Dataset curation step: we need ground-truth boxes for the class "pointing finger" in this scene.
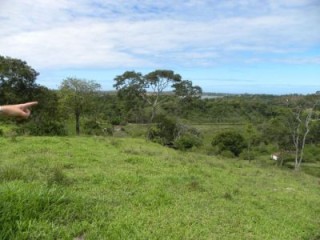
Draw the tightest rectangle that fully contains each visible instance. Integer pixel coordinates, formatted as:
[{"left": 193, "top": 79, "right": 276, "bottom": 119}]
[{"left": 20, "top": 101, "right": 38, "bottom": 108}]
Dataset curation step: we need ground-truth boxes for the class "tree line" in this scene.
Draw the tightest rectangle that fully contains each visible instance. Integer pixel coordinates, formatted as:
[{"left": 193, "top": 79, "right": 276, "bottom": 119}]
[{"left": 1, "top": 55, "right": 319, "bottom": 171}]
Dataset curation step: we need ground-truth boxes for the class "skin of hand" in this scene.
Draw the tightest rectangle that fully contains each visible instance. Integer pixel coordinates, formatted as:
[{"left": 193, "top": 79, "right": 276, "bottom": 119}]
[{"left": 0, "top": 101, "right": 38, "bottom": 119}]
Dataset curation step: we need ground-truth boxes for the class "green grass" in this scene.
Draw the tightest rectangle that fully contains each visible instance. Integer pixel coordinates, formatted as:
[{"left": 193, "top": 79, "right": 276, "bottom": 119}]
[{"left": 0, "top": 136, "right": 320, "bottom": 239}]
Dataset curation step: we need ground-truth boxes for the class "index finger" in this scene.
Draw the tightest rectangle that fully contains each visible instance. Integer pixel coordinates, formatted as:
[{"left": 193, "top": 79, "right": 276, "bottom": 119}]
[{"left": 21, "top": 101, "right": 38, "bottom": 108}]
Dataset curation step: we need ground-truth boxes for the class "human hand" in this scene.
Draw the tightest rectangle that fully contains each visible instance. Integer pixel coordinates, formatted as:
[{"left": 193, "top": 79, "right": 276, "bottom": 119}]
[{"left": 0, "top": 101, "right": 38, "bottom": 119}]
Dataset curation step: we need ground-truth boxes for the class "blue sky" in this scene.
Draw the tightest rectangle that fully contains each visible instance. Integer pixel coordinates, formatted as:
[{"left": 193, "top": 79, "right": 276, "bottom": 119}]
[{"left": 0, "top": 0, "right": 319, "bottom": 94}]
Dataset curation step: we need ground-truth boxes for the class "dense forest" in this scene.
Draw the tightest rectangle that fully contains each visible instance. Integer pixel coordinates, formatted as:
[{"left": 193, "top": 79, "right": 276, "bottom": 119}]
[{"left": 1, "top": 55, "right": 320, "bottom": 172}]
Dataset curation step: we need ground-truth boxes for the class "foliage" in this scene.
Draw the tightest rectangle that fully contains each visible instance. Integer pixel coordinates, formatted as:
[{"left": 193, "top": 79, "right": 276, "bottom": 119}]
[
  {"left": 148, "top": 115, "right": 177, "bottom": 145},
  {"left": 220, "top": 150, "right": 236, "bottom": 158},
  {"left": 148, "top": 115, "right": 202, "bottom": 149},
  {"left": 0, "top": 55, "right": 39, "bottom": 104},
  {"left": 172, "top": 80, "right": 202, "bottom": 99},
  {"left": 174, "top": 125, "right": 203, "bottom": 150},
  {"left": 18, "top": 120, "right": 67, "bottom": 136},
  {"left": 173, "top": 133, "right": 202, "bottom": 151},
  {"left": 59, "top": 77, "right": 101, "bottom": 135},
  {"left": 114, "top": 70, "right": 182, "bottom": 122},
  {"left": 16, "top": 87, "right": 67, "bottom": 136},
  {"left": 259, "top": 117, "right": 291, "bottom": 148},
  {"left": 83, "top": 119, "right": 113, "bottom": 136},
  {"left": 308, "top": 120, "right": 320, "bottom": 144},
  {"left": 212, "top": 131, "right": 247, "bottom": 156},
  {"left": 239, "top": 150, "right": 256, "bottom": 160}
]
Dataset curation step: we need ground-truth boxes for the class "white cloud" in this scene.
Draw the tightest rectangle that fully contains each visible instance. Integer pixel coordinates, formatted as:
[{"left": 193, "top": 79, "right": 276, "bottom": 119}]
[{"left": 0, "top": 0, "right": 319, "bottom": 71}]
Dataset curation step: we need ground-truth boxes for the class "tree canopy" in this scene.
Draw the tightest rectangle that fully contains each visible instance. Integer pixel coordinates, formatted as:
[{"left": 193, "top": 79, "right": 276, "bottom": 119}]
[
  {"left": 114, "top": 70, "right": 182, "bottom": 122},
  {"left": 0, "top": 55, "right": 39, "bottom": 104},
  {"left": 59, "top": 77, "right": 101, "bottom": 135}
]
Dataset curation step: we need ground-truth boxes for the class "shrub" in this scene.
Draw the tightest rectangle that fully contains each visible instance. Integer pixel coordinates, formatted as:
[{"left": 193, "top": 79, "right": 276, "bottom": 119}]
[
  {"left": 84, "top": 119, "right": 113, "bottom": 136},
  {"left": 254, "top": 142, "right": 277, "bottom": 154},
  {"left": 19, "top": 120, "right": 67, "bottom": 136},
  {"left": 220, "top": 150, "right": 235, "bottom": 158},
  {"left": 110, "top": 116, "right": 122, "bottom": 126},
  {"left": 239, "top": 150, "right": 256, "bottom": 160},
  {"left": 174, "top": 133, "right": 202, "bottom": 151},
  {"left": 148, "top": 115, "right": 177, "bottom": 146},
  {"left": 303, "top": 144, "right": 320, "bottom": 163},
  {"left": 174, "top": 126, "right": 203, "bottom": 151},
  {"left": 148, "top": 115, "right": 202, "bottom": 149},
  {"left": 212, "top": 131, "right": 246, "bottom": 156}
]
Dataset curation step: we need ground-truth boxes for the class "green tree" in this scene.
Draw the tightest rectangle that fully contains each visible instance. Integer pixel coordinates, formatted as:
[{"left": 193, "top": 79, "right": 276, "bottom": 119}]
[
  {"left": 19, "top": 86, "right": 67, "bottom": 136},
  {"left": 173, "top": 80, "right": 202, "bottom": 100},
  {"left": 59, "top": 78, "right": 101, "bottom": 135},
  {"left": 114, "top": 70, "right": 181, "bottom": 122},
  {"left": 144, "top": 70, "right": 181, "bottom": 121},
  {"left": 0, "top": 55, "right": 39, "bottom": 104},
  {"left": 113, "top": 71, "right": 147, "bottom": 123},
  {"left": 172, "top": 80, "right": 202, "bottom": 117}
]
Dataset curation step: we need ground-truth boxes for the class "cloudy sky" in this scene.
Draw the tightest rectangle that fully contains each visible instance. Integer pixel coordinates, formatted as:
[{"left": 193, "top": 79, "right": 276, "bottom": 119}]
[{"left": 0, "top": 0, "right": 319, "bottom": 94}]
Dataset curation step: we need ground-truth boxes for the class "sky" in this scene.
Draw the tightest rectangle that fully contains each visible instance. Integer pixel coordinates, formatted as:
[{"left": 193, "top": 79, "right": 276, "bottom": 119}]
[{"left": 0, "top": 0, "right": 319, "bottom": 94}]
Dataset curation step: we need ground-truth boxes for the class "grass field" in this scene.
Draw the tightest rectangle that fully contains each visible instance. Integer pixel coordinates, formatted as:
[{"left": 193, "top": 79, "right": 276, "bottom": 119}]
[{"left": 0, "top": 136, "right": 320, "bottom": 239}]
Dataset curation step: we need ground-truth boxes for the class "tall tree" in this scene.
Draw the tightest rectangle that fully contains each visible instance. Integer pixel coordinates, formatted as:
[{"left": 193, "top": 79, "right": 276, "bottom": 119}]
[
  {"left": 114, "top": 70, "right": 181, "bottom": 122},
  {"left": 172, "top": 80, "right": 202, "bottom": 100},
  {"left": 113, "top": 71, "right": 146, "bottom": 123},
  {"left": 172, "top": 80, "right": 202, "bottom": 117},
  {"left": 59, "top": 77, "right": 101, "bottom": 135},
  {"left": 144, "top": 70, "right": 181, "bottom": 122},
  {"left": 0, "top": 55, "right": 39, "bottom": 104}
]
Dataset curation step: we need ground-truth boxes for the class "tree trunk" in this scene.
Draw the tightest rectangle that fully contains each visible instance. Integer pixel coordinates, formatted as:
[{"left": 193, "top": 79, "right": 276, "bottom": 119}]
[{"left": 75, "top": 110, "right": 80, "bottom": 135}]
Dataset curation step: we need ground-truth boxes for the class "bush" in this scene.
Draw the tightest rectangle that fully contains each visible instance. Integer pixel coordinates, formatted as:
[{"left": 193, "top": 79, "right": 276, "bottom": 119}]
[
  {"left": 84, "top": 119, "right": 113, "bottom": 136},
  {"left": 18, "top": 120, "right": 67, "bottom": 136},
  {"left": 220, "top": 150, "right": 235, "bottom": 158},
  {"left": 212, "top": 131, "right": 246, "bottom": 156},
  {"left": 148, "top": 115, "right": 202, "bottom": 149},
  {"left": 174, "top": 133, "right": 202, "bottom": 151},
  {"left": 303, "top": 144, "right": 320, "bottom": 163},
  {"left": 148, "top": 115, "right": 177, "bottom": 146},
  {"left": 239, "top": 150, "right": 256, "bottom": 160},
  {"left": 174, "top": 124, "right": 202, "bottom": 150},
  {"left": 254, "top": 142, "right": 277, "bottom": 154}
]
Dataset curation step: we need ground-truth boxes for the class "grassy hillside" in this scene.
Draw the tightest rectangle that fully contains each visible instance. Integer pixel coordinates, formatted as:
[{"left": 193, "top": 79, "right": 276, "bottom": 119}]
[{"left": 0, "top": 136, "right": 319, "bottom": 239}]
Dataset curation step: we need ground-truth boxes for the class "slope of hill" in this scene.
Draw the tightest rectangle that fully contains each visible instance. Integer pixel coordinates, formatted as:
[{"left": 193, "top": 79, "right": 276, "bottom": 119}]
[{"left": 0, "top": 136, "right": 319, "bottom": 239}]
